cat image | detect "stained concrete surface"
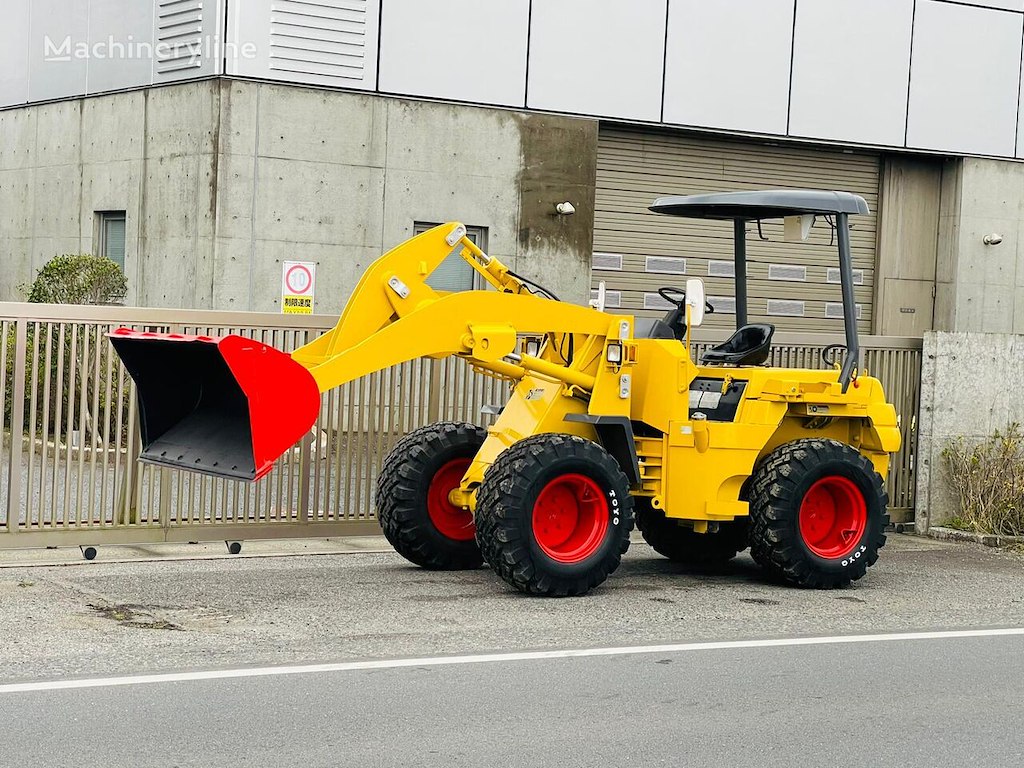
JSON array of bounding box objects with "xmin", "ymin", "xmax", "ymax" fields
[
  {"xmin": 916, "ymin": 330, "xmax": 1024, "ymax": 530},
  {"xmin": 0, "ymin": 79, "xmax": 599, "ymax": 310}
]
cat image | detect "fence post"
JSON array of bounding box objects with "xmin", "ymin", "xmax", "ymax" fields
[
  {"xmin": 5, "ymin": 320, "xmax": 26, "ymax": 533},
  {"xmin": 427, "ymin": 359, "xmax": 441, "ymax": 424},
  {"xmin": 159, "ymin": 468, "xmax": 172, "ymax": 530},
  {"xmin": 298, "ymin": 432, "xmax": 311, "ymax": 525},
  {"xmin": 116, "ymin": 384, "xmax": 142, "ymax": 525}
]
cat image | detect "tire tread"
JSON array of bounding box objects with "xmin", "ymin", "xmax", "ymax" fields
[
  {"xmin": 748, "ymin": 438, "xmax": 888, "ymax": 589},
  {"xmin": 375, "ymin": 421, "xmax": 486, "ymax": 570},
  {"xmin": 475, "ymin": 433, "xmax": 634, "ymax": 596}
]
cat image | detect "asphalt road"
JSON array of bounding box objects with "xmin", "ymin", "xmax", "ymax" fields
[
  {"xmin": 2, "ymin": 534, "xmax": 1024, "ymax": 682},
  {"xmin": 2, "ymin": 632, "xmax": 1022, "ymax": 768},
  {"xmin": 1, "ymin": 534, "xmax": 1023, "ymax": 766}
]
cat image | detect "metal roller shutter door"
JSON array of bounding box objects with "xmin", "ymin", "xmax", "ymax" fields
[{"xmin": 592, "ymin": 127, "xmax": 880, "ymax": 333}]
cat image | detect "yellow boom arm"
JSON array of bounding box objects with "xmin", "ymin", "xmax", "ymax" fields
[{"xmin": 291, "ymin": 223, "xmax": 631, "ymax": 399}]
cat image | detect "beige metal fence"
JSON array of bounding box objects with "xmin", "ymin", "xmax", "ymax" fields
[{"xmin": 0, "ymin": 302, "xmax": 921, "ymax": 550}]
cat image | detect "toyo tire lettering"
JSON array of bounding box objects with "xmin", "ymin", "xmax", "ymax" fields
[
  {"xmin": 474, "ymin": 433, "xmax": 634, "ymax": 597},
  {"xmin": 748, "ymin": 438, "xmax": 888, "ymax": 589}
]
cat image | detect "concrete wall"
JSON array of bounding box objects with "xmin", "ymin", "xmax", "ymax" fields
[
  {"xmin": 0, "ymin": 84, "xmax": 226, "ymax": 308},
  {"xmin": 933, "ymin": 158, "xmax": 1024, "ymax": 333},
  {"xmin": 0, "ymin": 90, "xmax": 156, "ymax": 304},
  {"xmin": 0, "ymin": 80, "xmax": 598, "ymax": 312},
  {"xmin": 916, "ymin": 331, "xmax": 1024, "ymax": 530}
]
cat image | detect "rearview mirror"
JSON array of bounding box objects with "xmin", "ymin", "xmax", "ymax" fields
[
  {"xmin": 784, "ymin": 214, "xmax": 815, "ymax": 242},
  {"xmin": 685, "ymin": 278, "xmax": 706, "ymax": 328}
]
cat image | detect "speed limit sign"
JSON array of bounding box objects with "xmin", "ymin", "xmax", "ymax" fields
[{"xmin": 281, "ymin": 261, "xmax": 316, "ymax": 314}]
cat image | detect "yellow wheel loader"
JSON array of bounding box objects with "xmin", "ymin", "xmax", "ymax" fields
[{"xmin": 110, "ymin": 190, "xmax": 900, "ymax": 596}]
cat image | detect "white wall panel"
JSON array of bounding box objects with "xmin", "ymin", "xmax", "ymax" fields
[
  {"xmin": 789, "ymin": 0, "xmax": 913, "ymax": 146},
  {"xmin": 226, "ymin": 0, "xmax": 267, "ymax": 78},
  {"xmin": 87, "ymin": 0, "xmax": 155, "ymax": 94},
  {"xmin": 907, "ymin": 1, "xmax": 1023, "ymax": 156},
  {"xmin": 527, "ymin": 0, "xmax": 666, "ymax": 121},
  {"xmin": 948, "ymin": 1, "xmax": 1024, "ymax": 11},
  {"xmin": 1018, "ymin": 51, "xmax": 1024, "ymax": 157},
  {"xmin": 662, "ymin": 0, "xmax": 793, "ymax": 135},
  {"xmin": 227, "ymin": 0, "xmax": 378, "ymax": 90},
  {"xmin": 28, "ymin": 0, "xmax": 89, "ymax": 102},
  {"xmin": 379, "ymin": 0, "xmax": 528, "ymax": 107},
  {"xmin": 0, "ymin": 0, "xmax": 30, "ymax": 107}
]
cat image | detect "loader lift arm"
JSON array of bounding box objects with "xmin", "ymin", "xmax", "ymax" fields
[
  {"xmin": 293, "ymin": 223, "xmax": 625, "ymax": 392},
  {"xmin": 110, "ymin": 223, "xmax": 630, "ymax": 482}
]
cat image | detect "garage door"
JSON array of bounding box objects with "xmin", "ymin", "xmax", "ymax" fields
[{"xmin": 592, "ymin": 127, "xmax": 879, "ymax": 333}]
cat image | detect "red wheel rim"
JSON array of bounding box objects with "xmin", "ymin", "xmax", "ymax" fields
[
  {"xmin": 531, "ymin": 474, "xmax": 610, "ymax": 564},
  {"xmin": 426, "ymin": 459, "xmax": 475, "ymax": 541},
  {"xmin": 798, "ymin": 475, "xmax": 867, "ymax": 559}
]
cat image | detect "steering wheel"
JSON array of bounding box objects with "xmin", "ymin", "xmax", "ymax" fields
[
  {"xmin": 658, "ymin": 286, "xmax": 685, "ymax": 307},
  {"xmin": 657, "ymin": 286, "xmax": 715, "ymax": 314},
  {"xmin": 822, "ymin": 344, "xmax": 847, "ymax": 368}
]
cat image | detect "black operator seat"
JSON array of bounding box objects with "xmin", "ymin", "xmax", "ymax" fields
[{"xmin": 701, "ymin": 324, "xmax": 775, "ymax": 366}]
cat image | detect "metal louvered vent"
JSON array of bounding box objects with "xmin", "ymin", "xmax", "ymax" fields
[
  {"xmin": 708, "ymin": 296, "xmax": 736, "ymax": 314},
  {"xmin": 156, "ymin": 0, "xmax": 205, "ymax": 76},
  {"xmin": 708, "ymin": 261, "xmax": 735, "ymax": 278},
  {"xmin": 767, "ymin": 299, "xmax": 805, "ymax": 317},
  {"xmin": 270, "ymin": 0, "xmax": 369, "ymax": 82},
  {"xmin": 825, "ymin": 302, "xmax": 863, "ymax": 319},
  {"xmin": 643, "ymin": 293, "xmax": 676, "ymax": 311},
  {"xmin": 645, "ymin": 256, "xmax": 686, "ymax": 275},
  {"xmin": 768, "ymin": 264, "xmax": 807, "ymax": 282},
  {"xmin": 590, "ymin": 289, "xmax": 622, "ymax": 308},
  {"xmin": 592, "ymin": 252, "xmax": 623, "ymax": 271},
  {"xmin": 826, "ymin": 268, "xmax": 865, "ymax": 285}
]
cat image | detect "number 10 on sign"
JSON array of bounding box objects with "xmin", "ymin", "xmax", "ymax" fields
[{"xmin": 282, "ymin": 261, "xmax": 316, "ymax": 315}]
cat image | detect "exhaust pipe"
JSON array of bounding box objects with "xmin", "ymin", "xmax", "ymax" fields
[{"xmin": 109, "ymin": 329, "xmax": 320, "ymax": 482}]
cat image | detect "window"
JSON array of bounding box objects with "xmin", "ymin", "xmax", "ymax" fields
[
  {"xmin": 413, "ymin": 222, "xmax": 488, "ymax": 292},
  {"xmin": 97, "ymin": 212, "xmax": 127, "ymax": 271}
]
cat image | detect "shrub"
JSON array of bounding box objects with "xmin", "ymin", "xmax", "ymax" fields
[
  {"xmin": 941, "ymin": 424, "xmax": 1024, "ymax": 537},
  {"xmin": 4, "ymin": 255, "xmax": 128, "ymax": 443},
  {"xmin": 23, "ymin": 254, "xmax": 126, "ymax": 306}
]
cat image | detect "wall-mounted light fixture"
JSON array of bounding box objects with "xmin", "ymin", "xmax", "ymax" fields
[
  {"xmin": 983, "ymin": 233, "xmax": 1003, "ymax": 245},
  {"xmin": 555, "ymin": 202, "xmax": 576, "ymax": 216}
]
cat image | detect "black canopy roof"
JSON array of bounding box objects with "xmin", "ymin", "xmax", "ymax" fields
[{"xmin": 649, "ymin": 189, "xmax": 869, "ymax": 220}]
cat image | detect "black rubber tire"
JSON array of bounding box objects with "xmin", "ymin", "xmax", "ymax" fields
[
  {"xmin": 748, "ymin": 438, "xmax": 888, "ymax": 589},
  {"xmin": 475, "ymin": 433, "xmax": 634, "ymax": 597},
  {"xmin": 636, "ymin": 502, "xmax": 749, "ymax": 565},
  {"xmin": 375, "ymin": 421, "xmax": 486, "ymax": 570}
]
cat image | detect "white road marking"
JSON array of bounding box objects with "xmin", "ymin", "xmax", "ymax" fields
[{"xmin": 3, "ymin": 627, "xmax": 1023, "ymax": 695}]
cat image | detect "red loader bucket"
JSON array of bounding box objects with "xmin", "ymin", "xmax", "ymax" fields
[{"xmin": 108, "ymin": 329, "xmax": 321, "ymax": 482}]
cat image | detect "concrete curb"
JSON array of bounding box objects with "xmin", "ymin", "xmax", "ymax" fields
[
  {"xmin": 0, "ymin": 530, "xmax": 656, "ymax": 569},
  {"xmin": 0, "ymin": 546, "xmax": 397, "ymax": 570},
  {"xmin": 0, "ymin": 537, "xmax": 397, "ymax": 569},
  {"xmin": 927, "ymin": 526, "xmax": 1024, "ymax": 548}
]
